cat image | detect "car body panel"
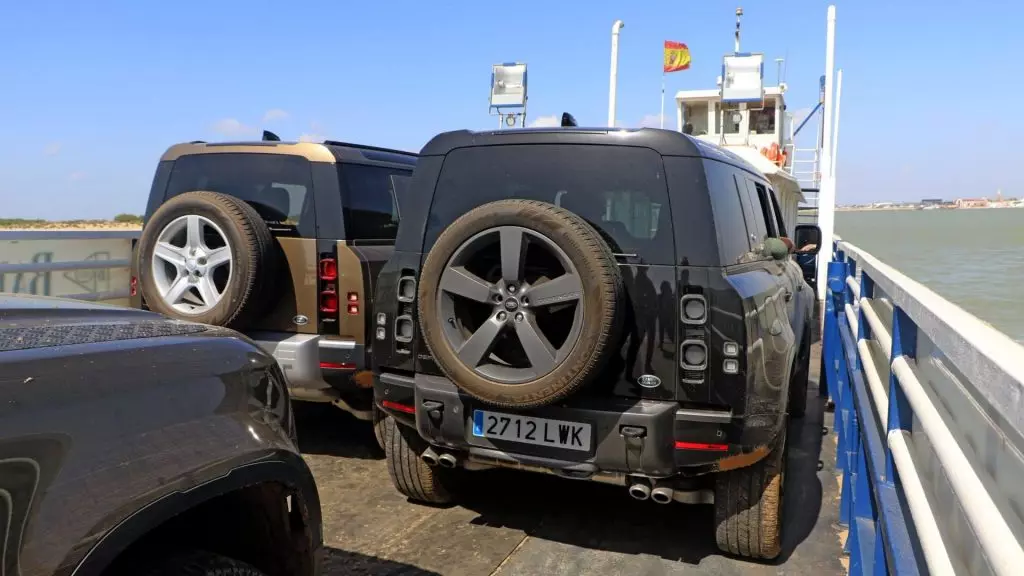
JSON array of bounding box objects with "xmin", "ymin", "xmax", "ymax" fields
[{"xmin": 0, "ymin": 294, "xmax": 319, "ymax": 576}]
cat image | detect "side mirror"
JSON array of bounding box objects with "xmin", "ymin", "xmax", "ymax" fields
[
  {"xmin": 764, "ymin": 237, "xmax": 790, "ymax": 261},
  {"xmin": 793, "ymin": 224, "xmax": 822, "ymax": 255}
]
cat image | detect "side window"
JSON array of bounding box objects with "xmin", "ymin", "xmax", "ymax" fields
[
  {"xmin": 702, "ymin": 159, "xmax": 753, "ymax": 265},
  {"xmin": 739, "ymin": 177, "xmax": 769, "ymax": 243},
  {"xmin": 766, "ymin": 188, "xmax": 788, "ymax": 238},
  {"xmin": 340, "ymin": 164, "xmax": 409, "ymax": 241},
  {"xmin": 746, "ymin": 179, "xmax": 778, "ymax": 237}
]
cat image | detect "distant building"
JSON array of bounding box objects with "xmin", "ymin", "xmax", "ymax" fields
[
  {"xmin": 955, "ymin": 198, "xmax": 989, "ymax": 209},
  {"xmin": 921, "ymin": 198, "xmax": 944, "ymax": 205}
]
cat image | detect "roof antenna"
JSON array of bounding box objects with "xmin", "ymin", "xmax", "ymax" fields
[
  {"xmin": 561, "ymin": 112, "xmax": 578, "ymax": 127},
  {"xmin": 262, "ymin": 130, "xmax": 281, "ymax": 142},
  {"xmin": 735, "ymin": 7, "xmax": 743, "ymax": 53}
]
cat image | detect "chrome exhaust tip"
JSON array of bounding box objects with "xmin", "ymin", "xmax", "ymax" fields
[
  {"xmin": 421, "ymin": 448, "xmax": 440, "ymax": 467},
  {"xmin": 628, "ymin": 482, "xmax": 652, "ymax": 501},
  {"xmin": 437, "ymin": 453, "xmax": 458, "ymax": 469},
  {"xmin": 651, "ymin": 484, "xmax": 674, "ymax": 504}
]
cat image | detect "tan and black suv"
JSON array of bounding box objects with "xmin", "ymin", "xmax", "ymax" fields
[{"xmin": 131, "ymin": 134, "xmax": 415, "ymax": 439}]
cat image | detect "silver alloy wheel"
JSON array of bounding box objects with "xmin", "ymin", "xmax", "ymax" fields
[
  {"xmin": 151, "ymin": 215, "xmax": 233, "ymax": 315},
  {"xmin": 437, "ymin": 226, "xmax": 585, "ymax": 383}
]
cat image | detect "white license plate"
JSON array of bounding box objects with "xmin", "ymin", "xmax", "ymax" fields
[{"xmin": 472, "ymin": 409, "xmax": 591, "ymax": 452}]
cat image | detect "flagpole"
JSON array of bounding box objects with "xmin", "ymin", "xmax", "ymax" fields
[{"xmin": 660, "ymin": 71, "xmax": 666, "ymax": 129}]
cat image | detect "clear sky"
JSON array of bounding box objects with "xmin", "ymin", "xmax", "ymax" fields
[{"xmin": 1, "ymin": 0, "xmax": 1019, "ymax": 219}]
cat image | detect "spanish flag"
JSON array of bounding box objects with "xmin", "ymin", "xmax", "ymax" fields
[{"xmin": 664, "ymin": 41, "xmax": 691, "ymax": 73}]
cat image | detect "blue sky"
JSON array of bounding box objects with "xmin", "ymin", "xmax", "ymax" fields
[{"xmin": 1, "ymin": 0, "xmax": 1019, "ymax": 219}]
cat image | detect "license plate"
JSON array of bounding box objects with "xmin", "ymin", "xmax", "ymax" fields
[{"xmin": 472, "ymin": 409, "xmax": 591, "ymax": 452}]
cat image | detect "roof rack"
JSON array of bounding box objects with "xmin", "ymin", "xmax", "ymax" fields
[{"xmin": 322, "ymin": 140, "xmax": 416, "ymax": 156}]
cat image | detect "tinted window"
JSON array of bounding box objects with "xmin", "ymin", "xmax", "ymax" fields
[
  {"xmin": 767, "ymin": 188, "xmax": 787, "ymax": 237},
  {"xmin": 429, "ymin": 145, "xmax": 673, "ymax": 264},
  {"xmin": 340, "ymin": 164, "xmax": 411, "ymax": 241},
  {"xmin": 742, "ymin": 178, "xmax": 777, "ymax": 238},
  {"xmin": 702, "ymin": 160, "xmax": 753, "ymax": 265},
  {"xmin": 165, "ymin": 153, "xmax": 315, "ymax": 237}
]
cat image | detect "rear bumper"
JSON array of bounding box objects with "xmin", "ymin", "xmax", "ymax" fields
[
  {"xmin": 249, "ymin": 332, "xmax": 368, "ymax": 401},
  {"xmin": 375, "ymin": 371, "xmax": 779, "ymax": 478}
]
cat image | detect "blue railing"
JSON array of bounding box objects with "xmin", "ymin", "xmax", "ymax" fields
[{"xmin": 823, "ymin": 239, "xmax": 1024, "ymax": 576}]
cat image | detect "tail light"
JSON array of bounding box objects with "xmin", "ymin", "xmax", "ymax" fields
[
  {"xmin": 347, "ymin": 292, "xmax": 359, "ymax": 315},
  {"xmin": 320, "ymin": 289, "xmax": 339, "ymax": 314},
  {"xmin": 319, "ymin": 257, "xmax": 339, "ymax": 315},
  {"xmin": 319, "ymin": 258, "xmax": 338, "ymax": 281},
  {"xmin": 130, "ymin": 276, "xmax": 138, "ymax": 297}
]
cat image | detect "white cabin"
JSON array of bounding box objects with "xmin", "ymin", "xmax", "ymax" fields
[{"xmin": 674, "ymin": 81, "xmax": 805, "ymax": 233}]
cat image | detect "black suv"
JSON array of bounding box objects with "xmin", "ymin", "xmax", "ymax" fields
[
  {"xmin": 0, "ymin": 293, "xmax": 321, "ymax": 575},
  {"xmin": 372, "ymin": 127, "xmax": 821, "ymax": 559}
]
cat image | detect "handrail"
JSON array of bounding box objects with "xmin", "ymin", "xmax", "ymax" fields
[
  {"xmin": 825, "ymin": 237, "xmax": 1024, "ymax": 575},
  {"xmin": 0, "ymin": 230, "xmax": 140, "ymax": 302}
]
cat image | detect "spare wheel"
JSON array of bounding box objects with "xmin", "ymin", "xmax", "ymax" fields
[
  {"xmin": 418, "ymin": 199, "xmax": 625, "ymax": 409},
  {"xmin": 136, "ymin": 191, "xmax": 280, "ymax": 329}
]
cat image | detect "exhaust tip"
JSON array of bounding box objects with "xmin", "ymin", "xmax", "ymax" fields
[
  {"xmin": 438, "ymin": 453, "xmax": 457, "ymax": 469},
  {"xmin": 628, "ymin": 483, "xmax": 651, "ymax": 501},
  {"xmin": 651, "ymin": 487, "xmax": 674, "ymax": 504},
  {"xmin": 421, "ymin": 448, "xmax": 440, "ymax": 467}
]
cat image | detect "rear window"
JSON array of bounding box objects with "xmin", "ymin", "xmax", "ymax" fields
[
  {"xmin": 339, "ymin": 164, "xmax": 411, "ymax": 241},
  {"xmin": 428, "ymin": 145, "xmax": 674, "ymax": 264},
  {"xmin": 164, "ymin": 153, "xmax": 315, "ymax": 237}
]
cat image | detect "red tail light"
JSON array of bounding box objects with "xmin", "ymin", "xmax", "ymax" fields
[
  {"xmin": 130, "ymin": 276, "xmax": 138, "ymax": 297},
  {"xmin": 319, "ymin": 258, "xmax": 337, "ymax": 280},
  {"xmin": 320, "ymin": 290, "xmax": 338, "ymax": 314},
  {"xmin": 675, "ymin": 441, "xmax": 729, "ymax": 452},
  {"xmin": 382, "ymin": 400, "xmax": 416, "ymax": 414},
  {"xmin": 347, "ymin": 292, "xmax": 359, "ymax": 314}
]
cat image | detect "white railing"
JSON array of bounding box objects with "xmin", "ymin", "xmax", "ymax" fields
[
  {"xmin": 826, "ymin": 238, "xmax": 1024, "ymax": 576},
  {"xmin": 0, "ymin": 230, "xmax": 140, "ymax": 304}
]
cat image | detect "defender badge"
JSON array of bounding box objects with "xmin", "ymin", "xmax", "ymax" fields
[
  {"xmin": 637, "ymin": 374, "xmax": 661, "ymax": 389},
  {"xmin": 293, "ymin": 315, "xmax": 309, "ymax": 326}
]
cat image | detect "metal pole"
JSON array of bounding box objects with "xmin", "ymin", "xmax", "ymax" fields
[
  {"xmin": 831, "ymin": 69, "xmax": 842, "ymax": 178},
  {"xmin": 815, "ymin": 4, "xmax": 837, "ymax": 300},
  {"xmin": 660, "ymin": 73, "xmax": 666, "ymax": 129},
  {"xmin": 735, "ymin": 8, "xmax": 742, "ymax": 53},
  {"xmin": 608, "ymin": 20, "xmax": 625, "ymax": 127}
]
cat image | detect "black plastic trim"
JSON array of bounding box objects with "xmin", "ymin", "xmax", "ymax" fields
[{"xmin": 71, "ymin": 450, "xmax": 321, "ymax": 576}]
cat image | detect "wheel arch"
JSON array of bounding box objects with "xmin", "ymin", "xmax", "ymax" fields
[{"xmin": 70, "ymin": 453, "xmax": 321, "ymax": 576}]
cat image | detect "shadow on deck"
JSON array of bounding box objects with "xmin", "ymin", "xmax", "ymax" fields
[{"xmin": 298, "ymin": 335, "xmax": 843, "ymax": 575}]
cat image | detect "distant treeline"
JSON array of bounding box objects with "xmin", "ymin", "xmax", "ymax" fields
[{"xmin": 0, "ymin": 213, "xmax": 143, "ymax": 227}]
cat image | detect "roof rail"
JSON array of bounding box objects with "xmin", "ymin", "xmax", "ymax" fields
[
  {"xmin": 189, "ymin": 140, "xmax": 206, "ymax": 144},
  {"xmin": 322, "ymin": 140, "xmax": 416, "ymax": 156}
]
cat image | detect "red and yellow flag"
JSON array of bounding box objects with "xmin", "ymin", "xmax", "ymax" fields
[{"xmin": 664, "ymin": 41, "xmax": 691, "ymax": 73}]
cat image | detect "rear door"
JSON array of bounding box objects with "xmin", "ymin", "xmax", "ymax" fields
[
  {"xmin": 424, "ymin": 145, "xmax": 677, "ymax": 401},
  {"xmin": 765, "ymin": 187, "xmax": 809, "ymax": 339},
  {"xmin": 161, "ymin": 152, "xmax": 320, "ymax": 334}
]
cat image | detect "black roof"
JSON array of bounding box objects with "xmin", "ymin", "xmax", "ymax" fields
[
  {"xmin": 419, "ymin": 127, "xmax": 757, "ymax": 168},
  {"xmin": 323, "ymin": 140, "xmax": 418, "ymax": 167}
]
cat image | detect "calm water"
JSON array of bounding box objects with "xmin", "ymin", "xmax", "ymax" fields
[{"xmin": 836, "ymin": 209, "xmax": 1024, "ymax": 343}]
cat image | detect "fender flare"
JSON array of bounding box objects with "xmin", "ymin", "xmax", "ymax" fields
[{"xmin": 70, "ymin": 450, "xmax": 321, "ymax": 576}]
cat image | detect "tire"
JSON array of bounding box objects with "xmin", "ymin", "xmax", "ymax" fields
[
  {"xmin": 372, "ymin": 403, "xmax": 386, "ymax": 451},
  {"xmin": 418, "ymin": 199, "xmax": 625, "ymax": 409},
  {"xmin": 144, "ymin": 550, "xmax": 267, "ymax": 576},
  {"xmin": 383, "ymin": 415, "xmax": 455, "ymax": 504},
  {"xmin": 137, "ymin": 191, "xmax": 280, "ymax": 329},
  {"xmin": 788, "ymin": 325, "xmax": 811, "ymax": 419},
  {"xmin": 713, "ymin": 429, "xmax": 787, "ymax": 560}
]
